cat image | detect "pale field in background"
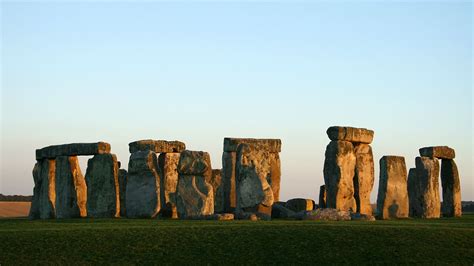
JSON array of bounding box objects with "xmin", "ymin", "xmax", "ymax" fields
[{"xmin": 0, "ymin": 202, "xmax": 30, "ymax": 218}]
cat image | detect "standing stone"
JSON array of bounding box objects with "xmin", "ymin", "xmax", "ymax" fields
[
  {"xmin": 407, "ymin": 168, "xmax": 422, "ymax": 217},
  {"xmin": 353, "ymin": 144, "xmax": 374, "ymax": 215},
  {"xmin": 441, "ymin": 159, "xmax": 462, "ymax": 217},
  {"xmin": 176, "ymin": 150, "xmax": 214, "ymax": 218},
  {"xmin": 55, "ymin": 156, "xmax": 87, "ymax": 218},
  {"xmin": 222, "ymin": 151, "xmax": 237, "ymax": 213},
  {"xmin": 319, "ymin": 185, "xmax": 326, "ymax": 208},
  {"xmin": 236, "ymin": 144, "xmax": 274, "ymax": 215},
  {"xmin": 269, "ymin": 153, "xmax": 281, "ymax": 202},
  {"xmin": 415, "ymin": 157, "xmax": 440, "ymax": 218},
  {"xmin": 118, "ymin": 169, "xmax": 128, "ymax": 217},
  {"xmin": 85, "ymin": 154, "xmax": 120, "ymax": 218},
  {"xmin": 209, "ymin": 169, "xmax": 224, "ymax": 213},
  {"xmin": 126, "ymin": 151, "xmax": 161, "ymax": 218},
  {"xmin": 158, "ymin": 153, "xmax": 180, "ymax": 218},
  {"xmin": 176, "ymin": 175, "xmax": 214, "ymax": 218},
  {"xmin": 323, "ymin": 141, "xmax": 356, "ymax": 212},
  {"xmin": 30, "ymin": 159, "xmax": 56, "ymax": 219},
  {"xmin": 376, "ymin": 156, "xmax": 408, "ymax": 219}
]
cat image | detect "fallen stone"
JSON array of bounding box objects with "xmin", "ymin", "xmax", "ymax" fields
[
  {"xmin": 323, "ymin": 141, "xmax": 357, "ymax": 212},
  {"xmin": 350, "ymin": 212, "xmax": 376, "ymax": 221},
  {"xmin": 415, "ymin": 157, "xmax": 440, "ymax": 218},
  {"xmin": 85, "ymin": 154, "xmax": 120, "ymax": 218},
  {"xmin": 118, "ymin": 169, "xmax": 127, "ymax": 217},
  {"xmin": 286, "ymin": 198, "xmax": 314, "ymax": 212},
  {"xmin": 129, "ymin": 140, "xmax": 186, "ymax": 154},
  {"xmin": 300, "ymin": 208, "xmax": 351, "ymax": 221},
  {"xmin": 55, "ymin": 156, "xmax": 87, "ymax": 218},
  {"xmin": 376, "ymin": 156, "xmax": 409, "ymax": 219},
  {"xmin": 222, "ymin": 152, "xmax": 237, "ymax": 213},
  {"xmin": 407, "ymin": 168, "xmax": 422, "ymax": 217},
  {"xmin": 326, "ymin": 126, "xmax": 374, "ymax": 144},
  {"xmin": 271, "ymin": 202, "xmax": 296, "ymax": 218},
  {"xmin": 212, "ymin": 213, "xmax": 235, "ymax": 221},
  {"xmin": 36, "ymin": 142, "xmax": 111, "ymax": 160},
  {"xmin": 176, "ymin": 175, "xmax": 214, "ymax": 219},
  {"xmin": 236, "ymin": 143, "xmax": 274, "ymax": 211},
  {"xmin": 29, "ymin": 159, "xmax": 56, "ymax": 219},
  {"xmin": 158, "ymin": 153, "xmax": 180, "ymax": 218},
  {"xmin": 177, "ymin": 150, "xmax": 212, "ymax": 177},
  {"xmin": 209, "ymin": 169, "xmax": 224, "ymax": 213},
  {"xmin": 223, "ymin": 138, "xmax": 282, "ymax": 153},
  {"xmin": 441, "ymin": 159, "xmax": 462, "ymax": 217},
  {"xmin": 126, "ymin": 151, "xmax": 161, "ymax": 218},
  {"xmin": 354, "ymin": 143, "xmax": 374, "ymax": 215},
  {"xmin": 319, "ymin": 185, "xmax": 326, "ymax": 208},
  {"xmin": 419, "ymin": 146, "xmax": 455, "ymax": 159}
]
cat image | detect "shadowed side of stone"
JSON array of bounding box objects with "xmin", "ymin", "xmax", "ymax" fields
[
  {"xmin": 36, "ymin": 142, "xmax": 111, "ymax": 160},
  {"xmin": 129, "ymin": 140, "xmax": 186, "ymax": 154},
  {"xmin": 118, "ymin": 169, "xmax": 128, "ymax": 217},
  {"xmin": 29, "ymin": 159, "xmax": 56, "ymax": 219},
  {"xmin": 126, "ymin": 151, "xmax": 161, "ymax": 218},
  {"xmin": 419, "ymin": 146, "xmax": 455, "ymax": 159},
  {"xmin": 286, "ymin": 198, "xmax": 314, "ymax": 212},
  {"xmin": 85, "ymin": 154, "xmax": 120, "ymax": 218},
  {"xmin": 441, "ymin": 159, "xmax": 462, "ymax": 217},
  {"xmin": 415, "ymin": 157, "xmax": 440, "ymax": 218},
  {"xmin": 323, "ymin": 140, "xmax": 356, "ymax": 212},
  {"xmin": 376, "ymin": 156, "xmax": 408, "ymax": 219},
  {"xmin": 407, "ymin": 168, "xmax": 422, "ymax": 217},
  {"xmin": 210, "ymin": 169, "xmax": 224, "ymax": 213},
  {"xmin": 222, "ymin": 151, "xmax": 237, "ymax": 213},
  {"xmin": 319, "ymin": 185, "xmax": 326, "ymax": 208}
]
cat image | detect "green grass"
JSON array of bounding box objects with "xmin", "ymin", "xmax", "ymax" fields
[{"xmin": 1, "ymin": 214, "xmax": 473, "ymax": 265}]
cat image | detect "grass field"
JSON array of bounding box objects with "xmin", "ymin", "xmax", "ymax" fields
[{"xmin": 1, "ymin": 214, "xmax": 473, "ymax": 265}]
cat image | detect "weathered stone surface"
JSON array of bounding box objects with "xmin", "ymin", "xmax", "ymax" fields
[
  {"xmin": 353, "ymin": 143, "xmax": 374, "ymax": 215},
  {"xmin": 223, "ymin": 138, "xmax": 281, "ymax": 153},
  {"xmin": 350, "ymin": 213, "xmax": 376, "ymax": 221},
  {"xmin": 36, "ymin": 142, "xmax": 111, "ymax": 160},
  {"xmin": 419, "ymin": 146, "xmax": 455, "ymax": 159},
  {"xmin": 176, "ymin": 175, "xmax": 214, "ymax": 218},
  {"xmin": 158, "ymin": 153, "xmax": 180, "ymax": 218},
  {"xmin": 319, "ymin": 185, "xmax": 326, "ymax": 208},
  {"xmin": 29, "ymin": 159, "xmax": 56, "ymax": 219},
  {"xmin": 118, "ymin": 169, "xmax": 127, "ymax": 217},
  {"xmin": 286, "ymin": 198, "xmax": 314, "ymax": 212},
  {"xmin": 269, "ymin": 153, "xmax": 281, "ymax": 202},
  {"xmin": 85, "ymin": 154, "xmax": 120, "ymax": 218},
  {"xmin": 441, "ymin": 159, "xmax": 462, "ymax": 217},
  {"xmin": 236, "ymin": 144, "xmax": 274, "ymax": 211},
  {"xmin": 376, "ymin": 156, "xmax": 409, "ymax": 219},
  {"xmin": 299, "ymin": 209, "xmax": 351, "ymax": 221},
  {"xmin": 415, "ymin": 157, "xmax": 440, "ymax": 218},
  {"xmin": 326, "ymin": 126, "xmax": 374, "ymax": 144},
  {"xmin": 126, "ymin": 151, "xmax": 161, "ymax": 218},
  {"xmin": 206, "ymin": 213, "xmax": 234, "ymax": 221},
  {"xmin": 55, "ymin": 156, "xmax": 87, "ymax": 218},
  {"xmin": 271, "ymin": 202, "xmax": 296, "ymax": 218},
  {"xmin": 177, "ymin": 150, "xmax": 212, "ymax": 177},
  {"xmin": 407, "ymin": 168, "xmax": 422, "ymax": 217},
  {"xmin": 222, "ymin": 152, "xmax": 237, "ymax": 213},
  {"xmin": 129, "ymin": 140, "xmax": 186, "ymax": 154},
  {"xmin": 209, "ymin": 169, "xmax": 224, "ymax": 213},
  {"xmin": 323, "ymin": 141, "xmax": 356, "ymax": 212}
]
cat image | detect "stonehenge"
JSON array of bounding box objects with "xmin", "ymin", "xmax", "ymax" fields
[
  {"xmin": 376, "ymin": 156, "xmax": 409, "ymax": 219},
  {"xmin": 29, "ymin": 131, "xmax": 463, "ymax": 221},
  {"xmin": 407, "ymin": 146, "xmax": 461, "ymax": 218},
  {"xmin": 323, "ymin": 126, "xmax": 374, "ymax": 215}
]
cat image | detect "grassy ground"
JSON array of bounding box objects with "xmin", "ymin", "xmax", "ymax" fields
[{"xmin": 0, "ymin": 214, "xmax": 473, "ymax": 265}]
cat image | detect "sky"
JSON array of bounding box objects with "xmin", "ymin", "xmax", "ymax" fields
[{"xmin": 1, "ymin": 1, "xmax": 472, "ymax": 202}]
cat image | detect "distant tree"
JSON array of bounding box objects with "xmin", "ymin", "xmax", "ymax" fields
[{"xmin": 0, "ymin": 194, "xmax": 32, "ymax": 202}]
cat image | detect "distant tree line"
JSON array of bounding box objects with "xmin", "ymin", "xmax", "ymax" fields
[
  {"xmin": 462, "ymin": 201, "xmax": 474, "ymax": 212},
  {"xmin": 0, "ymin": 194, "xmax": 33, "ymax": 202}
]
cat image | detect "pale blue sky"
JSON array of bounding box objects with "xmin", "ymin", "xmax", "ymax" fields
[{"xmin": 1, "ymin": 1, "xmax": 472, "ymax": 201}]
